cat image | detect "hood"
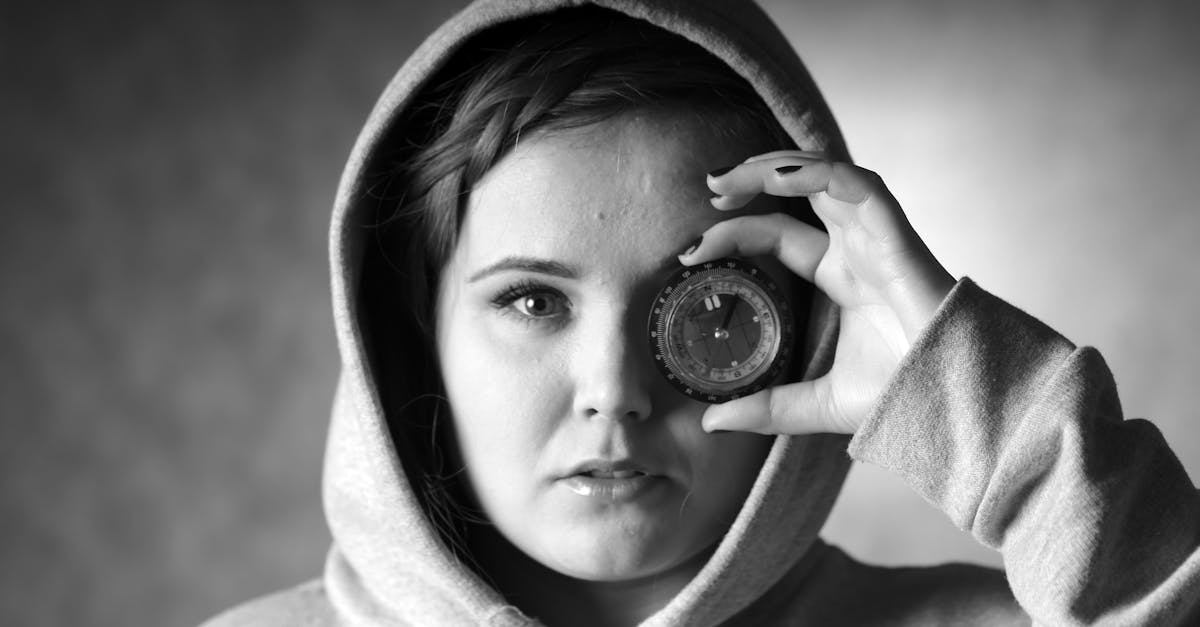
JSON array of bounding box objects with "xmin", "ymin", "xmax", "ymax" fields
[{"xmin": 321, "ymin": 1, "xmax": 852, "ymax": 624}]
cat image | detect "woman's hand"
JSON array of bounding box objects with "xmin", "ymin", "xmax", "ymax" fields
[{"xmin": 683, "ymin": 151, "xmax": 956, "ymax": 435}]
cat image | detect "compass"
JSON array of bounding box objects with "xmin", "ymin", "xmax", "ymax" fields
[{"xmin": 647, "ymin": 257, "xmax": 795, "ymax": 403}]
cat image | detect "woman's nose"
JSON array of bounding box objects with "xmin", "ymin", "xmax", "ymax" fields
[{"xmin": 573, "ymin": 313, "xmax": 654, "ymax": 422}]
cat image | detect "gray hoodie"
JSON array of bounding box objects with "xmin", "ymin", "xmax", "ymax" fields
[{"xmin": 204, "ymin": 1, "xmax": 1200, "ymax": 625}]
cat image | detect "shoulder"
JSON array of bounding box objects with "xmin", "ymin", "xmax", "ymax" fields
[
  {"xmin": 810, "ymin": 544, "xmax": 1030, "ymax": 625},
  {"xmin": 860, "ymin": 561, "xmax": 1027, "ymax": 624},
  {"xmin": 199, "ymin": 579, "xmax": 338, "ymax": 627}
]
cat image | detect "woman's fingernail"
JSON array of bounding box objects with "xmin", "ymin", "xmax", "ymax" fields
[
  {"xmin": 707, "ymin": 165, "xmax": 735, "ymax": 178},
  {"xmin": 775, "ymin": 165, "xmax": 803, "ymax": 175},
  {"xmin": 680, "ymin": 235, "xmax": 703, "ymax": 257}
]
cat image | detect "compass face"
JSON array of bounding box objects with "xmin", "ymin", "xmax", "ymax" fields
[{"xmin": 647, "ymin": 258, "xmax": 794, "ymax": 402}]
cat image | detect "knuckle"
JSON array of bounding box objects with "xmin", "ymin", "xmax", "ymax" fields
[
  {"xmin": 865, "ymin": 171, "xmax": 885, "ymax": 189},
  {"xmin": 765, "ymin": 212, "xmax": 792, "ymax": 230},
  {"xmin": 765, "ymin": 213, "xmax": 791, "ymax": 256},
  {"xmin": 849, "ymin": 162, "xmax": 883, "ymax": 182},
  {"xmin": 709, "ymin": 216, "xmax": 754, "ymax": 250},
  {"xmin": 817, "ymin": 383, "xmax": 840, "ymax": 426},
  {"xmin": 767, "ymin": 389, "xmax": 788, "ymax": 424},
  {"xmin": 830, "ymin": 161, "xmax": 855, "ymax": 176},
  {"xmin": 851, "ymin": 165, "xmax": 886, "ymax": 193},
  {"xmin": 718, "ymin": 214, "xmax": 755, "ymax": 237},
  {"xmin": 828, "ymin": 162, "xmax": 876, "ymax": 205}
]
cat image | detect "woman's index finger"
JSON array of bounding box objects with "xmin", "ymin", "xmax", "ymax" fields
[
  {"xmin": 740, "ymin": 150, "xmax": 829, "ymax": 165},
  {"xmin": 708, "ymin": 156, "xmax": 828, "ymax": 198},
  {"xmin": 679, "ymin": 213, "xmax": 829, "ymax": 283}
]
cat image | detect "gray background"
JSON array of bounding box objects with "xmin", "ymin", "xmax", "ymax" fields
[{"xmin": 2, "ymin": 1, "xmax": 1197, "ymax": 625}]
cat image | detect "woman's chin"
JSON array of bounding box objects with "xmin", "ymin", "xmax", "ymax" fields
[
  {"xmin": 547, "ymin": 551, "xmax": 669, "ymax": 583},
  {"xmin": 527, "ymin": 520, "xmax": 715, "ymax": 583}
]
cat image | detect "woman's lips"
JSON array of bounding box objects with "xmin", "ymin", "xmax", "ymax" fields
[{"xmin": 559, "ymin": 460, "xmax": 666, "ymax": 500}]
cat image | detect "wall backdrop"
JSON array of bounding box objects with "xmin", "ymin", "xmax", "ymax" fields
[{"xmin": 3, "ymin": 1, "xmax": 1197, "ymax": 625}]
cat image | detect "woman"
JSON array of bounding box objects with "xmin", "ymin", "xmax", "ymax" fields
[{"xmin": 205, "ymin": 1, "xmax": 1199, "ymax": 625}]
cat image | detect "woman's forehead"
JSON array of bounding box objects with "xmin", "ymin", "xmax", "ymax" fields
[{"xmin": 458, "ymin": 115, "xmax": 760, "ymax": 277}]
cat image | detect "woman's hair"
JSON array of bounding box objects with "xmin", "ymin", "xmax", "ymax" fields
[{"xmin": 360, "ymin": 6, "xmax": 808, "ymax": 567}]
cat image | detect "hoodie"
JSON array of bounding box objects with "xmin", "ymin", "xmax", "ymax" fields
[{"xmin": 204, "ymin": 1, "xmax": 1200, "ymax": 625}]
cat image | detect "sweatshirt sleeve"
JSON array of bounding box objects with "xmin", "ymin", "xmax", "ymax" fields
[{"xmin": 847, "ymin": 278, "xmax": 1200, "ymax": 626}]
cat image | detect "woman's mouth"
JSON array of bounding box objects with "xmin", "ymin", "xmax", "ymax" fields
[{"xmin": 560, "ymin": 461, "xmax": 665, "ymax": 500}]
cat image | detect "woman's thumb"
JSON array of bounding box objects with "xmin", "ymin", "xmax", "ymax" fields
[{"xmin": 700, "ymin": 376, "xmax": 849, "ymax": 435}]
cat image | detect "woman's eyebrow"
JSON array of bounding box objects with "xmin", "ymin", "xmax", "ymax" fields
[{"xmin": 467, "ymin": 256, "xmax": 579, "ymax": 283}]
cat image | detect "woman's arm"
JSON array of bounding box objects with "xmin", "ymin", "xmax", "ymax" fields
[
  {"xmin": 687, "ymin": 153, "xmax": 1200, "ymax": 624},
  {"xmin": 852, "ymin": 277, "xmax": 1200, "ymax": 625}
]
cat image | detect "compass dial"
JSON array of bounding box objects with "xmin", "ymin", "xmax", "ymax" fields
[{"xmin": 647, "ymin": 258, "xmax": 794, "ymax": 402}]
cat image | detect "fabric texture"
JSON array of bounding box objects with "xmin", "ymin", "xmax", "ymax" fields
[
  {"xmin": 202, "ymin": 1, "xmax": 1200, "ymax": 625},
  {"xmin": 848, "ymin": 279, "xmax": 1200, "ymax": 626}
]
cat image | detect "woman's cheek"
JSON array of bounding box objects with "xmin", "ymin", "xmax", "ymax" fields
[
  {"xmin": 449, "ymin": 314, "xmax": 571, "ymax": 485},
  {"xmin": 474, "ymin": 316, "xmax": 570, "ymax": 406}
]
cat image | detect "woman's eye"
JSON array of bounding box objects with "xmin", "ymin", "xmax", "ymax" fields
[
  {"xmin": 515, "ymin": 293, "xmax": 566, "ymax": 317},
  {"xmin": 491, "ymin": 282, "xmax": 571, "ymax": 322}
]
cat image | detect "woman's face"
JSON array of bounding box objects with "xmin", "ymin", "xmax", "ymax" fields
[{"xmin": 436, "ymin": 112, "xmax": 780, "ymax": 581}]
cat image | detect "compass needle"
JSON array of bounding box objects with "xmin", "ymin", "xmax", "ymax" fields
[{"xmin": 719, "ymin": 297, "xmax": 739, "ymax": 332}]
